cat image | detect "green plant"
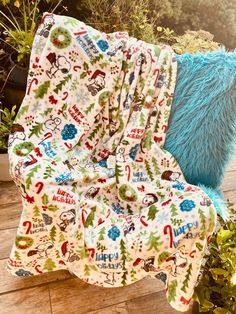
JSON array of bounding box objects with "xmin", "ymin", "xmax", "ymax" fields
[
  {"xmin": 172, "ymin": 30, "xmax": 219, "ymax": 54},
  {"xmin": 0, "ymin": 0, "xmax": 64, "ymax": 67},
  {"xmin": 78, "ymin": 0, "xmax": 157, "ymax": 44},
  {"xmin": 0, "ymin": 104, "xmax": 16, "ymax": 152},
  {"xmin": 193, "ymin": 202, "xmax": 236, "ymax": 314}
]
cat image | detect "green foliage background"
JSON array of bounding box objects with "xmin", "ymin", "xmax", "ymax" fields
[{"xmin": 63, "ymin": 0, "xmax": 236, "ymax": 52}]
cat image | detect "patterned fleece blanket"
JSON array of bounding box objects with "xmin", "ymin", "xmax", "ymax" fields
[{"xmin": 6, "ymin": 13, "xmax": 217, "ymax": 312}]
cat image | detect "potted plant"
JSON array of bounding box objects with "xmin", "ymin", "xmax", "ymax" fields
[
  {"xmin": 193, "ymin": 202, "xmax": 236, "ymax": 314},
  {"xmin": 0, "ymin": 0, "xmax": 64, "ymax": 110},
  {"xmin": 0, "ymin": 102, "xmax": 16, "ymax": 181}
]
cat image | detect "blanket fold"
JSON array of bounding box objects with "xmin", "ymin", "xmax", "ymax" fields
[{"xmin": 6, "ymin": 13, "xmax": 217, "ymax": 312}]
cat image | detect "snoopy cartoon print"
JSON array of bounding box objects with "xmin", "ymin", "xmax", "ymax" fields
[
  {"xmin": 46, "ymin": 52, "xmax": 71, "ymax": 79},
  {"xmin": 8, "ymin": 124, "xmax": 26, "ymax": 146},
  {"xmin": 58, "ymin": 209, "xmax": 76, "ymax": 232},
  {"xmin": 142, "ymin": 193, "xmax": 158, "ymax": 207},
  {"xmin": 116, "ymin": 147, "xmax": 126, "ymax": 163},
  {"xmin": 86, "ymin": 70, "xmax": 106, "ymax": 96},
  {"xmin": 27, "ymin": 241, "xmax": 54, "ymax": 259},
  {"xmin": 38, "ymin": 14, "xmax": 55, "ymax": 38},
  {"xmin": 85, "ymin": 187, "xmax": 100, "ymax": 199}
]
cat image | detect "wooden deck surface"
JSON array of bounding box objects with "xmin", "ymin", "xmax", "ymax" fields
[{"xmin": 0, "ymin": 156, "xmax": 235, "ymax": 314}]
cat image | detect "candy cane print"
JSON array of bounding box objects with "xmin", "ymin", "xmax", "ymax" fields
[
  {"xmin": 73, "ymin": 65, "xmax": 81, "ymax": 72},
  {"xmin": 64, "ymin": 142, "xmax": 73, "ymax": 150},
  {"xmin": 135, "ymin": 157, "xmax": 143, "ymax": 163},
  {"xmin": 158, "ymin": 99, "xmax": 164, "ymax": 107},
  {"xmin": 39, "ymin": 132, "xmax": 52, "ymax": 144},
  {"xmin": 81, "ymin": 209, "xmax": 87, "ymax": 225},
  {"xmin": 35, "ymin": 265, "xmax": 43, "ymax": 274},
  {"xmin": 162, "ymin": 125, "xmax": 168, "ymax": 133},
  {"xmin": 62, "ymin": 92, "xmax": 68, "ymax": 101},
  {"xmin": 163, "ymin": 225, "xmax": 173, "ymax": 248},
  {"xmin": 154, "ymin": 68, "xmax": 160, "ymax": 86},
  {"xmin": 140, "ymin": 215, "xmax": 148, "ymax": 227},
  {"xmin": 23, "ymin": 221, "xmax": 32, "ymax": 234},
  {"xmin": 35, "ymin": 181, "xmax": 44, "ymax": 194},
  {"xmin": 106, "ymin": 208, "xmax": 111, "ymax": 218},
  {"xmin": 27, "ymin": 78, "xmax": 38, "ymax": 95},
  {"xmin": 74, "ymin": 30, "xmax": 87, "ymax": 36},
  {"xmin": 125, "ymin": 165, "xmax": 131, "ymax": 181},
  {"xmin": 189, "ymin": 250, "xmax": 197, "ymax": 258},
  {"xmin": 147, "ymin": 48, "xmax": 155, "ymax": 63}
]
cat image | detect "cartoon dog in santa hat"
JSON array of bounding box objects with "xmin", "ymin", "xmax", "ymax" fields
[
  {"xmin": 86, "ymin": 69, "xmax": 106, "ymax": 96},
  {"xmin": 8, "ymin": 123, "xmax": 26, "ymax": 146}
]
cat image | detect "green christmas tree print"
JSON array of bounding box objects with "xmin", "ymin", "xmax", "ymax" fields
[
  {"xmin": 59, "ymin": 232, "xmax": 65, "ymax": 242},
  {"xmin": 43, "ymin": 258, "xmax": 56, "ymax": 272},
  {"xmin": 170, "ymin": 203, "xmax": 178, "ymax": 217},
  {"xmin": 29, "ymin": 122, "xmax": 44, "ymax": 138},
  {"xmin": 33, "ymin": 206, "xmax": 41, "ymax": 217},
  {"xmin": 152, "ymin": 157, "xmax": 161, "ymax": 175},
  {"xmin": 130, "ymin": 268, "xmax": 137, "ymax": 282},
  {"xmin": 146, "ymin": 231, "xmax": 163, "ymax": 252},
  {"xmin": 88, "ymin": 123, "xmax": 103, "ymax": 141},
  {"xmin": 98, "ymin": 226, "xmax": 106, "ymax": 240},
  {"xmin": 34, "ymin": 81, "xmax": 50, "ymax": 99},
  {"xmin": 26, "ymin": 165, "xmax": 41, "ymax": 189},
  {"xmin": 115, "ymin": 164, "xmax": 123, "ymax": 184},
  {"xmin": 181, "ymin": 263, "xmax": 193, "ymax": 293},
  {"xmin": 84, "ymin": 207, "xmax": 96, "ymax": 228},
  {"xmin": 84, "ymin": 264, "xmax": 90, "ymax": 276},
  {"xmin": 143, "ymin": 130, "xmax": 153, "ymax": 150},
  {"xmin": 53, "ymin": 74, "xmax": 72, "ymax": 94},
  {"xmin": 127, "ymin": 204, "xmax": 133, "ymax": 215},
  {"xmin": 14, "ymin": 250, "xmax": 21, "ymax": 260},
  {"xmin": 154, "ymin": 111, "xmax": 162, "ymax": 132},
  {"xmin": 147, "ymin": 205, "xmax": 159, "ymax": 221},
  {"xmin": 144, "ymin": 159, "xmax": 154, "ymax": 181},
  {"xmin": 198, "ymin": 208, "xmax": 206, "ymax": 240},
  {"xmin": 85, "ymin": 103, "xmax": 95, "ymax": 114},
  {"xmin": 120, "ymin": 239, "xmax": 128, "ymax": 285},
  {"xmin": 50, "ymin": 226, "xmax": 56, "ymax": 242},
  {"xmin": 17, "ymin": 105, "xmax": 29, "ymax": 119},
  {"xmin": 167, "ymin": 280, "xmax": 178, "ymax": 303},
  {"xmin": 139, "ymin": 112, "xmax": 145, "ymax": 127}
]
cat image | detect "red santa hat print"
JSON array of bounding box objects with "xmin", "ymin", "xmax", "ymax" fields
[{"xmin": 89, "ymin": 69, "xmax": 105, "ymax": 81}]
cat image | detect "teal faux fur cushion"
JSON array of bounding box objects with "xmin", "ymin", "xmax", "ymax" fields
[{"xmin": 164, "ymin": 48, "xmax": 236, "ymax": 219}]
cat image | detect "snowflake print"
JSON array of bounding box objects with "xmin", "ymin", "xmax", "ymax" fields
[
  {"xmin": 180, "ymin": 200, "xmax": 196, "ymax": 212},
  {"xmin": 75, "ymin": 89, "xmax": 90, "ymax": 106},
  {"xmin": 61, "ymin": 124, "xmax": 78, "ymax": 140},
  {"xmin": 108, "ymin": 226, "xmax": 121, "ymax": 241},
  {"xmin": 157, "ymin": 211, "xmax": 169, "ymax": 225},
  {"xmin": 97, "ymin": 39, "xmax": 109, "ymax": 51}
]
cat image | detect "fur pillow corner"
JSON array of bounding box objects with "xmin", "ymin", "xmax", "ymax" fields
[{"xmin": 164, "ymin": 48, "xmax": 236, "ymax": 189}]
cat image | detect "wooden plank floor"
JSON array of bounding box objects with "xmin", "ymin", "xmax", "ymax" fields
[{"xmin": 0, "ymin": 156, "xmax": 235, "ymax": 314}]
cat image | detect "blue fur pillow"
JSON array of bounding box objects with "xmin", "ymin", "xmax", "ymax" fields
[
  {"xmin": 164, "ymin": 48, "xmax": 236, "ymax": 220},
  {"xmin": 165, "ymin": 48, "xmax": 236, "ymax": 190}
]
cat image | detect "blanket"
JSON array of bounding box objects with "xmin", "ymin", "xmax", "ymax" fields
[{"xmin": 6, "ymin": 13, "xmax": 217, "ymax": 312}]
